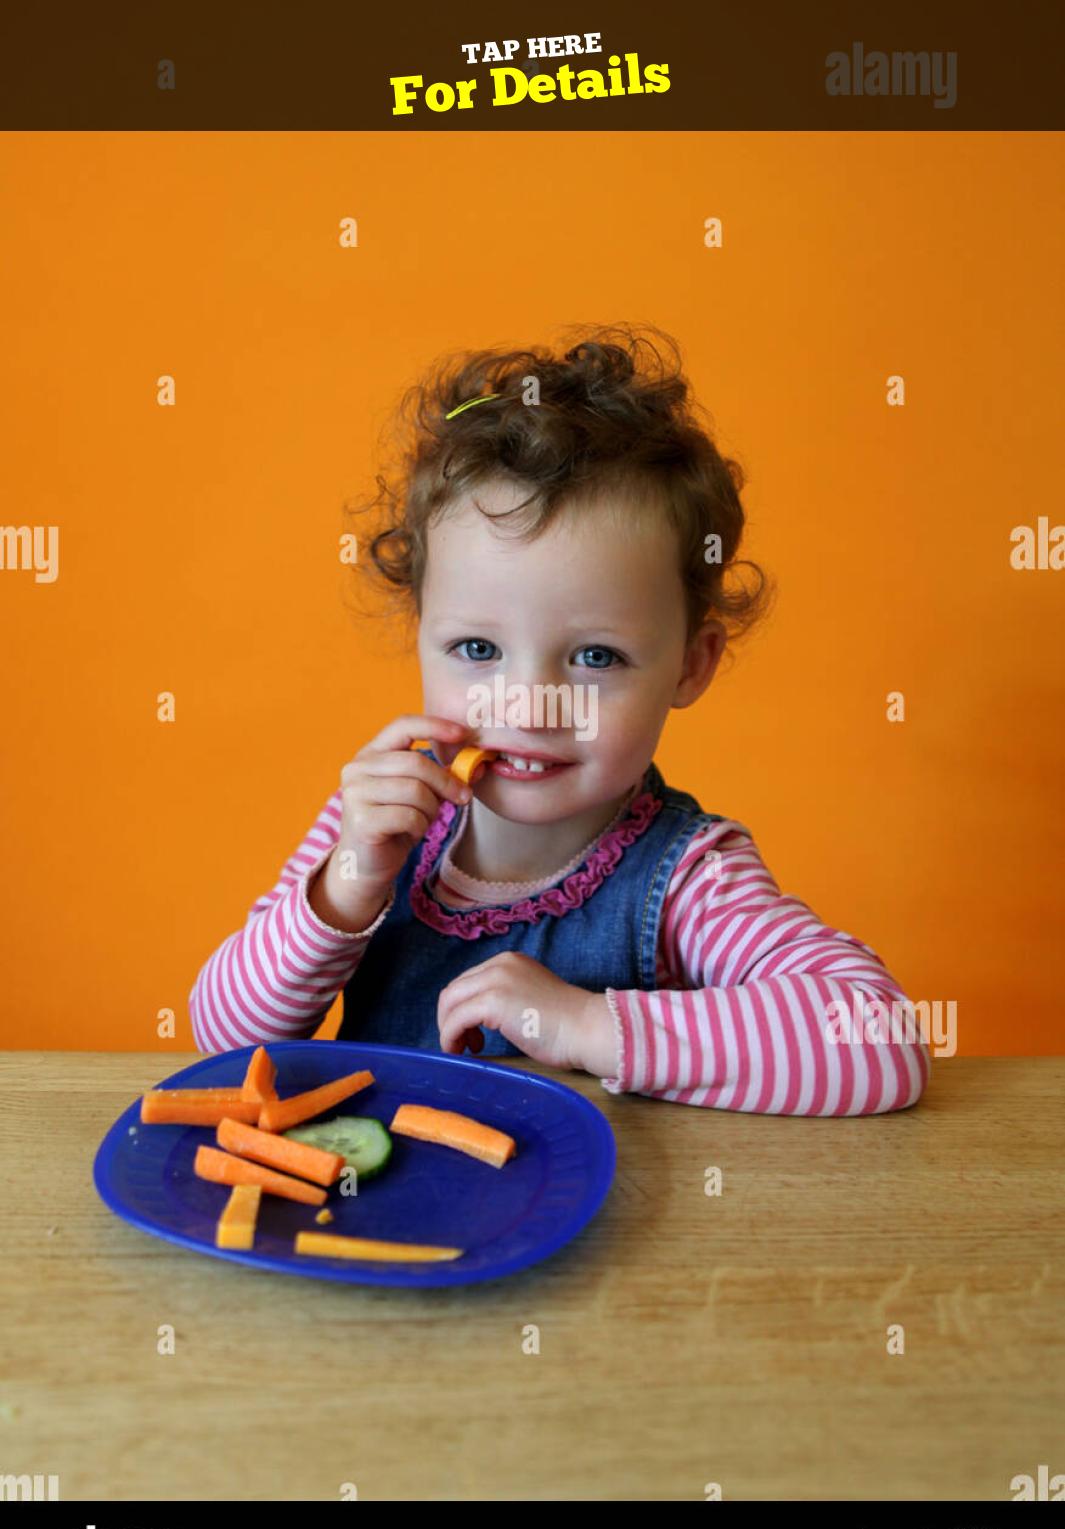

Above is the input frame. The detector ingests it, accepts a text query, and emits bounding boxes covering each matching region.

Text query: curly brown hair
[343,322,771,651]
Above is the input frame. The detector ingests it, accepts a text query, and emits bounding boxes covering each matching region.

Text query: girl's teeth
[503,754,548,772]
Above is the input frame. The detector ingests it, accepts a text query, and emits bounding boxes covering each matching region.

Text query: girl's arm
[596,821,931,1114]
[188,789,393,1053]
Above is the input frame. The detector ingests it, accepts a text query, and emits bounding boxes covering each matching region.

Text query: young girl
[190,324,930,1115]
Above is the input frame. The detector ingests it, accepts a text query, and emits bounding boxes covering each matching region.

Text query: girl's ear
[672,620,727,709]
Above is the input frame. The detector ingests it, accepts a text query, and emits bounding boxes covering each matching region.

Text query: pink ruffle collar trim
[410,772,663,940]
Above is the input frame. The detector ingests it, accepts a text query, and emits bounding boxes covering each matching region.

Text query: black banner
[0,0,1061,128]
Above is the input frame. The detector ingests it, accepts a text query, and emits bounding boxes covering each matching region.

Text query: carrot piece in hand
[389,1104,516,1167]
[216,1115,344,1187]
[194,1144,327,1206]
[240,1045,278,1103]
[216,1183,261,1249]
[449,746,497,785]
[141,1094,261,1126]
[257,1069,375,1134]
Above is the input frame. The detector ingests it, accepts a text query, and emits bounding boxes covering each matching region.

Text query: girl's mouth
[487,750,574,781]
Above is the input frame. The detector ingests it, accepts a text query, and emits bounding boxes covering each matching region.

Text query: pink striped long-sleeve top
[189,788,930,1114]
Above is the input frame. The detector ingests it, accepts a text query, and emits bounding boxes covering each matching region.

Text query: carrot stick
[389,1104,516,1167]
[216,1115,344,1187]
[257,1069,375,1134]
[194,1144,327,1206]
[141,1095,261,1126]
[294,1231,463,1262]
[216,1183,261,1249]
[146,1088,248,1101]
[240,1045,278,1103]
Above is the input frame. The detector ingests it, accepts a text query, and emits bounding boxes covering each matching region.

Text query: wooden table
[1,1052,1061,1501]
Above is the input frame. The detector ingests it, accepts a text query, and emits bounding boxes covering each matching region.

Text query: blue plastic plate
[92,1041,616,1287]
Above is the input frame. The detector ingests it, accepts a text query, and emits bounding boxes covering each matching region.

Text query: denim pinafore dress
[336,756,724,1055]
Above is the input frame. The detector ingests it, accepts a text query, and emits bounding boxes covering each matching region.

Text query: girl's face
[417,477,725,825]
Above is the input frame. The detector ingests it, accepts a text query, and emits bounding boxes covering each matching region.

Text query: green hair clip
[444,392,501,419]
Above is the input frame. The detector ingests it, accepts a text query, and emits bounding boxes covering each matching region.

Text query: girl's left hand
[437,951,615,1073]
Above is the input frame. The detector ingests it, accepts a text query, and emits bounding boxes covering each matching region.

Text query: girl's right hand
[314,715,472,930]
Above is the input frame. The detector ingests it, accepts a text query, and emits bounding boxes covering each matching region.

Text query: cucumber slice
[283,1116,392,1180]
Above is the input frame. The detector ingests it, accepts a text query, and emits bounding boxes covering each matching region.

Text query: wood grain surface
[1,1052,1061,1501]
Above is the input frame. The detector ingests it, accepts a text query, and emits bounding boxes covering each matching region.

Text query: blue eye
[452,638,499,662]
[574,646,621,669]
[449,639,622,667]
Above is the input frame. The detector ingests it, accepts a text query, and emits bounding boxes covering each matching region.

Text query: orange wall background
[1,131,1061,1053]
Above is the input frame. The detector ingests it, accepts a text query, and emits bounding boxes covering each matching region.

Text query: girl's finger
[349,774,444,823]
[438,994,502,1054]
[443,1021,482,1058]
[364,714,468,756]
[355,803,433,844]
[345,748,472,808]
[437,966,501,1021]
[439,954,504,996]
[440,1022,485,1056]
